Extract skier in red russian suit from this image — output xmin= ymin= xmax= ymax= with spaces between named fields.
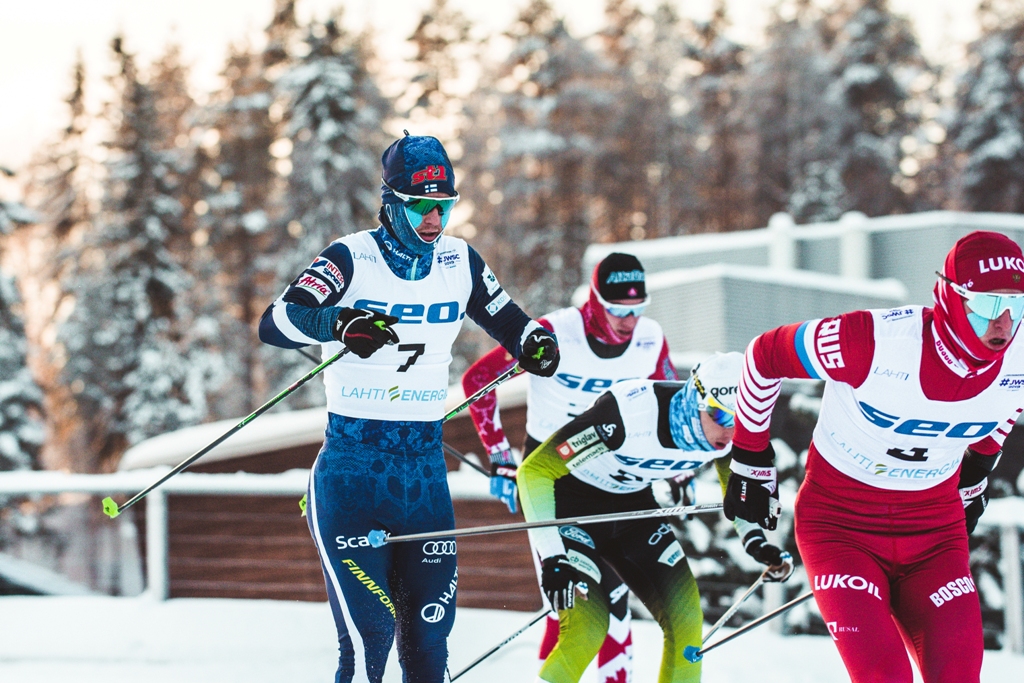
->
xmin=724 ymin=231 xmax=1024 ymax=682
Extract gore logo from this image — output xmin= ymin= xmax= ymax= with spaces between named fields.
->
xmin=816 ymin=319 xmax=844 ymax=369
xmin=857 ymin=401 xmax=998 ymax=439
xmin=411 ymin=165 xmax=448 ymax=184
xmin=555 ymin=373 xmax=633 ymax=393
xmin=353 ymin=299 xmax=462 ymax=324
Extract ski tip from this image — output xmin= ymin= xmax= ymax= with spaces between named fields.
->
xmin=101 ymin=497 xmax=121 ymax=519
xmin=367 ymin=530 xmax=388 ymax=548
xmin=682 ymin=645 xmax=703 ymax=663
xmin=299 ymin=494 xmax=307 ymax=517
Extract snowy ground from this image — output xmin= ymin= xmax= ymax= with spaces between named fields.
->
xmin=1 ymin=597 xmax=1024 ymax=682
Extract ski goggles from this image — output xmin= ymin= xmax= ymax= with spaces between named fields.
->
xmin=386 ymin=184 xmax=460 ymax=229
xmin=593 ymin=287 xmax=650 ymax=318
xmin=937 ymin=272 xmax=1024 ymax=321
xmin=701 ymin=392 xmax=735 ymax=429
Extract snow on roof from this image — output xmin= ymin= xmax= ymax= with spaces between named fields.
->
xmin=573 ymin=262 xmax=908 ymax=306
xmin=118 ymin=408 xmax=330 ymax=471
xmin=646 ymin=263 xmax=908 ymax=298
xmin=0 ymin=552 xmax=97 ymax=596
xmin=584 ymin=210 xmax=1024 ymax=265
xmin=586 ymin=225 xmax=773 ymax=263
xmin=116 ymin=373 xmax=531 ymax=472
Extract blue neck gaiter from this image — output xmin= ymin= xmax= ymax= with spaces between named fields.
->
xmin=668 ymin=378 xmax=715 ymax=452
xmin=371 ymin=225 xmax=433 ymax=282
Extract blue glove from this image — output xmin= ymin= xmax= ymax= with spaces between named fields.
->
xmin=489 ymin=446 xmax=518 ymax=514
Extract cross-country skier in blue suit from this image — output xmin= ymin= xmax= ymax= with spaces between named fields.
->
xmin=259 ymin=133 xmax=560 ymax=683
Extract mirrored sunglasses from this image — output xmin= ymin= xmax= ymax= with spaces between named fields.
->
xmin=386 ymin=184 xmax=460 ymax=229
xmin=594 ymin=288 xmax=650 ymax=318
xmin=703 ymin=393 xmax=735 ymax=429
xmin=937 ymin=272 xmax=1024 ymax=321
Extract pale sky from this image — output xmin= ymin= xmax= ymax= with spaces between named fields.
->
xmin=0 ymin=0 xmax=983 ymax=194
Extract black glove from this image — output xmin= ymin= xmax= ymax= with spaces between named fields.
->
xmin=333 ymin=308 xmax=399 ymax=358
xmin=540 ymin=554 xmax=587 ymax=611
xmin=742 ymin=530 xmax=793 ymax=582
xmin=959 ymin=448 xmax=1000 ymax=535
xmin=724 ymin=444 xmax=781 ymax=531
xmin=518 ymin=327 xmax=559 ymax=377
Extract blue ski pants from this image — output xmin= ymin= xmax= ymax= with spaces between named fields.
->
xmin=307 ymin=413 xmax=457 ymax=683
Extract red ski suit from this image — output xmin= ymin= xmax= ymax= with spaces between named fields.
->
xmin=733 ymin=307 xmax=1021 ymax=683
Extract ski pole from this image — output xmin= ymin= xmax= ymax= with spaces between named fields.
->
xmin=367 ymin=502 xmax=724 ymax=547
xmin=683 ymin=591 xmax=814 ymax=663
xmin=444 ymin=364 xmax=522 ymax=422
xmin=298 ymin=365 xmax=516 ymax=515
xmin=443 ymin=442 xmax=490 ymax=476
xmin=450 ymin=607 xmax=549 ymax=680
xmin=700 ymin=568 xmax=767 ymax=645
xmin=290 ymin=348 xmax=493 ymax=476
xmin=101 ymin=348 xmax=351 ymax=519
xmin=299 ymin=440 xmax=488 ymax=517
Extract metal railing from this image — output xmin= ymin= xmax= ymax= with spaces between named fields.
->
xmin=0 ymin=469 xmax=308 ymax=600
xmin=0 ymin=470 xmax=1021 ymax=653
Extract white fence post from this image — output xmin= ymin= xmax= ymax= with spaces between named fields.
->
xmin=768 ymin=213 xmax=796 ymax=270
xmin=145 ymin=489 xmax=168 ymax=601
xmin=763 ymin=582 xmax=785 ymax=633
xmin=1002 ymin=524 xmax=1023 ymax=654
xmin=840 ymin=211 xmax=870 ymax=279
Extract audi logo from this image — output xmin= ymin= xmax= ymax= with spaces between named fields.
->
xmin=422 ymin=541 xmax=457 ymax=556
xmin=421 ymin=603 xmax=446 ymax=623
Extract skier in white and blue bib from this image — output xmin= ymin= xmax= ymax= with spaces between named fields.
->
xmin=259 ymin=133 xmax=559 ymax=683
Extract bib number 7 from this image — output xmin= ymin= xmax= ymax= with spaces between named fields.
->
xmin=397 ymin=343 xmax=425 ymax=372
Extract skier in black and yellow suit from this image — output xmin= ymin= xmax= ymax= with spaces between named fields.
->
xmin=518 ymin=353 xmax=793 ymax=683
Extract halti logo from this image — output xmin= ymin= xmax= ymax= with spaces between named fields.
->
xmin=411 ymin=165 xmax=448 ymax=184
xmin=815 ymin=319 xmax=844 ymax=369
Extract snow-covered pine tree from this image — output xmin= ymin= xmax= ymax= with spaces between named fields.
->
xmin=264 ymin=13 xmax=390 ymax=405
xmin=590 ymin=0 xmax=673 ymax=242
xmin=56 ymin=38 xmax=206 ymax=471
xmin=277 ymin=14 xmax=387 ymax=274
xmin=739 ymin=1 xmax=837 ymax=226
xmin=675 ymin=0 xmax=753 ymax=233
xmin=403 ymin=0 xmax=474 ymax=135
xmin=190 ymin=11 xmax=297 ymax=418
xmin=463 ymin=0 xmax=608 ymax=313
xmin=0 ymin=271 xmax=45 ymax=471
xmin=943 ymin=2 xmax=1024 ymax=212
xmin=0 ymin=193 xmax=44 ymax=472
xmin=14 ymin=57 xmax=95 ymax=473
xmin=788 ymin=0 xmax=927 ymax=222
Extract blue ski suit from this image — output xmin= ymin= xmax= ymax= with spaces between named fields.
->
xmin=260 ymin=225 xmax=537 ymax=683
